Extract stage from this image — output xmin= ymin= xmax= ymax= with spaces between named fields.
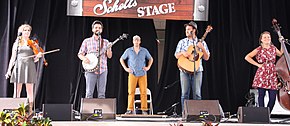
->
xmin=49 ymin=115 xmax=290 ymax=126
xmin=47 ymin=114 xmax=290 ymax=126
xmin=48 ymin=97 xmax=290 ymax=126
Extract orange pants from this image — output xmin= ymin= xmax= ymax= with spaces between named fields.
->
xmin=127 ymin=73 xmax=148 ymax=110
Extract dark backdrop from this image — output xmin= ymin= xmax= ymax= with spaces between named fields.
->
xmin=156 ymin=0 xmax=290 ymax=114
xmin=1 ymin=0 xmax=290 ymax=114
xmin=0 ymin=0 xmax=158 ymax=114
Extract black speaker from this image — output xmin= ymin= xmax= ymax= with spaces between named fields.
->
xmin=237 ymin=106 xmax=270 ymax=123
xmin=80 ymin=98 xmax=116 ymax=120
xmin=43 ymin=104 xmax=73 ymax=121
xmin=183 ymin=100 xmax=221 ymax=122
xmin=0 ymin=98 xmax=28 ymax=111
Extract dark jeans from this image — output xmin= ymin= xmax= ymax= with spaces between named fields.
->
xmin=257 ymin=88 xmax=277 ymax=112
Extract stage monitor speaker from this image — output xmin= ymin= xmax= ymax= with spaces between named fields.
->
xmin=43 ymin=104 xmax=73 ymax=121
xmin=80 ymin=98 xmax=116 ymax=120
xmin=183 ymin=100 xmax=221 ymax=122
xmin=0 ymin=98 xmax=28 ymax=111
xmin=237 ymin=106 xmax=270 ymax=123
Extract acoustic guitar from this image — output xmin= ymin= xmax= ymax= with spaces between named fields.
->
xmin=177 ymin=25 xmax=213 ymax=73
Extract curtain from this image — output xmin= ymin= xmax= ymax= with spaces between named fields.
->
xmin=1 ymin=0 xmax=290 ymax=114
xmin=0 ymin=0 xmax=158 ymax=114
xmin=157 ymin=0 xmax=290 ymax=114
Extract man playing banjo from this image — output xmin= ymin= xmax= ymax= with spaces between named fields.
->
xmin=78 ymin=20 xmax=112 ymax=98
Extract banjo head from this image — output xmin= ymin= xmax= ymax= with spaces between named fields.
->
xmin=82 ymin=53 xmax=99 ymax=72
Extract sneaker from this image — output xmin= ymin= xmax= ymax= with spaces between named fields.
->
xmin=125 ymin=110 xmax=133 ymax=115
xmin=142 ymin=110 xmax=148 ymax=115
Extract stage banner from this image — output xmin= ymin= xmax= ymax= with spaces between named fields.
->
xmin=67 ymin=0 xmax=209 ymax=21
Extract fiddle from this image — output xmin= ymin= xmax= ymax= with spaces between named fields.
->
xmin=27 ymin=39 xmax=48 ymax=66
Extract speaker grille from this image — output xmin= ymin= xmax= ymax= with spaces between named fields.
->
xmin=183 ymin=100 xmax=221 ymax=122
xmin=237 ymin=106 xmax=270 ymax=123
xmin=43 ymin=104 xmax=73 ymax=121
xmin=80 ymin=98 xmax=116 ymax=119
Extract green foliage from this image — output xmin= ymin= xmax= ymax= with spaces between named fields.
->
xmin=0 ymin=103 xmax=52 ymax=126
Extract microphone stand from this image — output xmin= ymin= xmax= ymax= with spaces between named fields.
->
xmin=33 ymin=39 xmax=44 ymax=116
xmin=14 ymin=34 xmax=21 ymax=99
xmin=192 ymin=33 xmax=197 ymax=76
xmin=171 ymin=104 xmax=178 ymax=118
xmin=72 ymin=61 xmax=84 ymax=111
xmin=284 ymin=39 xmax=290 ymax=45
xmin=97 ymin=33 xmax=101 ymax=98
xmin=164 ymin=80 xmax=180 ymax=89
xmin=157 ymin=102 xmax=180 ymax=118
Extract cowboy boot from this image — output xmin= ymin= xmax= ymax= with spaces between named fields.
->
xmin=29 ymin=102 xmax=34 ymax=115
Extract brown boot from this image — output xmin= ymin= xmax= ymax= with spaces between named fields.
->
xmin=29 ymin=102 xmax=34 ymax=116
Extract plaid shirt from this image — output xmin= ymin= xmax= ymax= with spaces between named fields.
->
xmin=78 ymin=35 xmax=110 ymax=74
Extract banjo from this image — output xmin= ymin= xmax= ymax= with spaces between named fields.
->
xmin=82 ymin=33 xmax=128 ymax=72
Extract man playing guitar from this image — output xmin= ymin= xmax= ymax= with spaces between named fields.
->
xmin=78 ymin=20 xmax=112 ymax=98
xmin=175 ymin=21 xmax=210 ymax=111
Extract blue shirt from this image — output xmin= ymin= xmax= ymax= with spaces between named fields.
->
xmin=121 ymin=47 xmax=152 ymax=77
xmin=174 ymin=37 xmax=210 ymax=71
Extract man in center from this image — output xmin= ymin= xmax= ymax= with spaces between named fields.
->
xmin=120 ymin=35 xmax=153 ymax=115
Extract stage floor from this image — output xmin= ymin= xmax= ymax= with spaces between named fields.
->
xmin=51 ymin=117 xmax=290 ymax=126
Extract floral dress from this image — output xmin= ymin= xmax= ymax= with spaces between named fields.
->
xmin=252 ymin=45 xmax=278 ymax=90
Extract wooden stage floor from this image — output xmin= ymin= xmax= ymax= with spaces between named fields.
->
xmin=51 ymin=121 xmax=288 ymax=126
xmin=50 ymin=117 xmax=290 ymax=126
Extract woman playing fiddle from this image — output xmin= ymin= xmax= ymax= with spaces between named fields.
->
xmin=5 ymin=24 xmax=43 ymax=113
xmin=245 ymin=31 xmax=283 ymax=112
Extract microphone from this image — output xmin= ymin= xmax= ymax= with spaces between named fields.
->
xmin=171 ymin=102 xmax=179 ymax=107
xmin=156 ymin=39 xmax=160 ymax=45
xmin=31 ymin=34 xmax=38 ymax=41
xmin=17 ymin=32 xmax=22 ymax=37
xmin=17 ymin=32 xmax=22 ymax=43
xmin=157 ymin=111 xmax=166 ymax=115
xmin=164 ymin=86 xmax=169 ymax=89
xmin=96 ymin=31 xmax=101 ymax=36
xmin=156 ymin=102 xmax=180 ymax=115
xmin=190 ymin=31 xmax=193 ymax=35
xmin=164 ymin=80 xmax=180 ymax=89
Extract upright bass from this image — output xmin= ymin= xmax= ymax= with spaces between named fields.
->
xmin=272 ymin=19 xmax=290 ymax=111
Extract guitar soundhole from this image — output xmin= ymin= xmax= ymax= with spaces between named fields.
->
xmin=189 ymin=48 xmax=199 ymax=62
xmin=194 ymin=54 xmax=199 ymax=61
xmin=188 ymin=52 xmax=199 ymax=62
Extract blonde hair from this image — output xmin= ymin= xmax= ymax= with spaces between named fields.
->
xmin=133 ymin=35 xmax=141 ymax=41
xmin=18 ymin=24 xmax=32 ymax=33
